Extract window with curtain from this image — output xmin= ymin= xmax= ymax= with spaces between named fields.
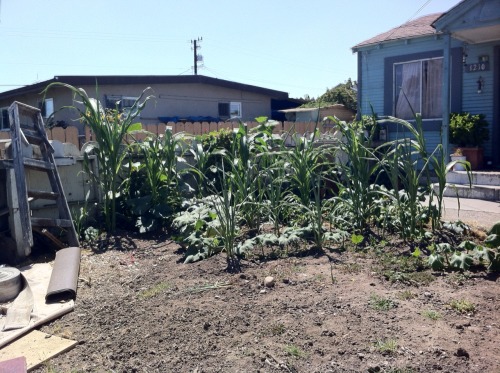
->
xmin=394 ymin=58 xmax=442 ymax=120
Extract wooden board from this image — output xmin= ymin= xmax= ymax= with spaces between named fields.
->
xmin=0 ymin=330 xmax=77 ymax=371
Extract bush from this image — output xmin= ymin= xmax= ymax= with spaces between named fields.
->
xmin=449 ymin=112 xmax=489 ymax=147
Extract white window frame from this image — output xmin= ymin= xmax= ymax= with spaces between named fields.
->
xmin=40 ymin=98 xmax=54 ymax=118
xmin=393 ymin=57 xmax=443 ymax=121
xmin=229 ymin=102 xmax=242 ymax=118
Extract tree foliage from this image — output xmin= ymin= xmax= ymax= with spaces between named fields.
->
xmin=302 ymin=78 xmax=357 ymax=111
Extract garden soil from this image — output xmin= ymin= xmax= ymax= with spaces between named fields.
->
xmin=29 ymin=231 xmax=499 ymax=373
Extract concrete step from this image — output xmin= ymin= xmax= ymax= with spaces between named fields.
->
xmin=446 ymin=170 xmax=500 ymax=186
xmin=433 ymin=183 xmax=500 ymax=201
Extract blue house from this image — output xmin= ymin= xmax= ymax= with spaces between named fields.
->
xmin=352 ymin=0 xmax=500 ymax=168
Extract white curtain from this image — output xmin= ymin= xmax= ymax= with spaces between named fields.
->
xmin=422 ymin=59 xmax=442 ymax=119
xmin=395 ymin=62 xmax=421 ymax=120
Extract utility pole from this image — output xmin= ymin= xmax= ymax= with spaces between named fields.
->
xmin=191 ymin=37 xmax=203 ymax=75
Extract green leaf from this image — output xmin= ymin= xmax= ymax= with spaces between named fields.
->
xmin=411 ymin=247 xmax=421 ymax=258
xmin=484 ymin=234 xmax=500 ymax=248
xmin=458 ymin=240 xmax=477 ymax=252
xmin=351 ymin=234 xmax=364 ymax=245
xmin=473 ymin=246 xmax=495 ymax=263
xmin=428 ymin=253 xmax=445 ymax=270
xmin=128 ymin=122 xmax=143 ymax=133
xmin=450 ymin=251 xmax=473 ymax=271
xmin=435 ymin=243 xmax=453 ymax=254
xmin=194 ymin=219 xmax=205 ymax=231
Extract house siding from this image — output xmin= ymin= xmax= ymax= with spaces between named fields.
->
xmin=0 ymin=79 xmax=282 ymax=135
xmin=357 ymin=35 xmax=498 ymax=161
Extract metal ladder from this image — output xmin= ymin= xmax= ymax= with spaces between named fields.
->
xmin=7 ymin=101 xmax=79 ymax=257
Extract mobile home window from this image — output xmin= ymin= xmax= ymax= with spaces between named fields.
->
xmin=0 ymin=107 xmax=9 ymax=130
xmin=229 ymin=102 xmax=242 ymax=118
xmin=394 ymin=58 xmax=442 ymax=120
xmin=218 ymin=102 xmax=242 ymax=118
xmin=39 ymin=98 xmax=54 ymax=118
xmin=105 ymin=95 xmax=139 ymax=112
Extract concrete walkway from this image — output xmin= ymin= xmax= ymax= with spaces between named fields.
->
xmin=436 ymin=196 xmax=500 ymax=231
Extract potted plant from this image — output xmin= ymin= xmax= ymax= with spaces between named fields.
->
xmin=450 ymin=148 xmax=467 ymax=171
xmin=449 ymin=112 xmax=489 ymax=170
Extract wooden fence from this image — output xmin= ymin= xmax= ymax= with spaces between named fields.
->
xmin=0 ymin=121 xmax=336 ymax=151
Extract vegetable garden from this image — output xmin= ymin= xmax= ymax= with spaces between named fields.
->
xmin=33 ymin=83 xmax=500 ymax=373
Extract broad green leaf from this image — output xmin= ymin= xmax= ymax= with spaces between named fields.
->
xmin=450 ymin=251 xmax=473 ymax=271
xmin=428 ymin=253 xmax=445 ymax=270
xmin=128 ymin=122 xmax=143 ymax=132
xmin=351 ymin=234 xmax=364 ymax=245
xmin=458 ymin=240 xmax=477 ymax=252
xmin=484 ymin=234 xmax=500 ymax=248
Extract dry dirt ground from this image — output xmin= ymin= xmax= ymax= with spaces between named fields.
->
xmin=30 ymin=230 xmax=500 ymax=373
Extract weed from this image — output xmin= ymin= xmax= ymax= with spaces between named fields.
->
xmin=422 ymin=309 xmax=441 ymax=320
xmin=183 ymin=281 xmax=232 ymax=294
xmin=374 ymin=338 xmax=398 ymax=354
xmin=138 ymin=281 xmax=171 ymax=299
xmin=270 ymin=323 xmax=286 ymax=336
xmin=397 ymin=290 xmax=416 ymax=300
xmin=449 ymin=299 xmax=476 ymax=314
xmin=285 ymin=344 xmax=305 ymax=358
xmin=369 ymin=294 xmax=397 ymax=311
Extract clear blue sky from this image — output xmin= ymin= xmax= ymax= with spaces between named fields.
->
xmin=0 ymin=0 xmax=461 ymax=99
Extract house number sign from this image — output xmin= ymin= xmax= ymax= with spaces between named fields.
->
xmin=466 ymin=62 xmax=489 ymax=72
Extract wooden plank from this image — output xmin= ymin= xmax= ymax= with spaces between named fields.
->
xmin=84 ymin=126 xmax=92 ymax=142
xmin=201 ymin=122 xmax=210 ymax=135
xmin=192 ymin=122 xmax=202 ymax=136
xmin=0 ymin=159 xmax=14 ymax=169
xmin=65 ymin=126 xmax=79 ymax=147
xmin=0 ymin=330 xmax=77 ymax=371
xmin=209 ymin=122 xmax=218 ymax=133
xmin=27 ymin=190 xmax=59 ymax=200
xmin=32 ymin=228 xmax=65 ymax=250
xmin=31 ymin=217 xmax=74 ymax=228
xmin=8 ymin=103 xmax=33 ymax=256
xmin=184 ymin=122 xmax=194 ymax=135
xmin=22 ymin=158 xmax=55 ymax=172
xmin=51 ymin=127 xmax=65 ymax=143
xmin=157 ymin=123 xmax=166 ymax=137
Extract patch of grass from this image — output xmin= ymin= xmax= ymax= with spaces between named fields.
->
xmin=397 ymin=290 xmax=416 ymax=300
xmin=270 ymin=323 xmax=286 ymax=336
xmin=369 ymin=294 xmax=397 ymax=311
xmin=445 ymin=272 xmax=471 ymax=287
xmin=449 ymin=299 xmax=476 ymax=314
xmin=285 ymin=344 xmax=305 ymax=358
xmin=374 ymin=251 xmax=433 ymax=286
xmin=374 ymin=338 xmax=398 ymax=354
xmin=422 ymin=309 xmax=441 ymax=320
xmin=138 ymin=281 xmax=171 ymax=299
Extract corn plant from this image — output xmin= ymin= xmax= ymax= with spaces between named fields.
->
xmin=329 ymin=116 xmax=381 ymax=232
xmin=188 ymin=139 xmax=225 ymax=197
xmin=377 ymin=115 xmax=433 ymax=240
xmin=124 ymin=131 xmax=189 ymax=232
xmin=209 ymin=162 xmax=241 ymax=272
xmin=44 ymin=82 xmax=153 ymax=232
xmin=285 ymin=130 xmax=324 ymax=210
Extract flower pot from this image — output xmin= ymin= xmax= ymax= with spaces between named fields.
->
xmin=450 ymin=155 xmax=466 ymax=171
xmin=461 ymin=147 xmax=483 ymax=170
